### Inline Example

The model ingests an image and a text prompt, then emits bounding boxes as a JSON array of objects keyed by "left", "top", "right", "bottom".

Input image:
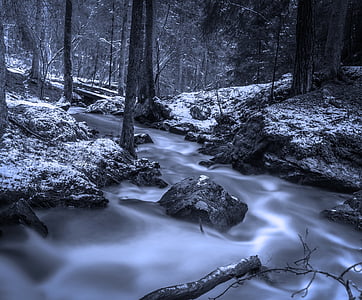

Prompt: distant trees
[
  {"left": 0, "top": 0, "right": 7, "bottom": 137},
  {"left": 292, "top": 0, "right": 314, "bottom": 95},
  {"left": 63, "top": 0, "right": 73, "bottom": 103}
]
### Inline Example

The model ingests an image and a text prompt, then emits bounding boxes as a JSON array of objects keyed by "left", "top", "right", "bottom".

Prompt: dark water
[{"left": 0, "top": 113, "right": 361, "bottom": 300}]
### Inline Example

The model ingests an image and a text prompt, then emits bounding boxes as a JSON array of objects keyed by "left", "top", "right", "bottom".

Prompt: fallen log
[{"left": 140, "top": 255, "right": 261, "bottom": 300}]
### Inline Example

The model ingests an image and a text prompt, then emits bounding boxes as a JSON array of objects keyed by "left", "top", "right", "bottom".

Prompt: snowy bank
[{"left": 0, "top": 96, "right": 166, "bottom": 211}]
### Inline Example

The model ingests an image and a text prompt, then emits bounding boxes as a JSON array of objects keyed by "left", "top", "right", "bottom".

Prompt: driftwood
[{"left": 140, "top": 255, "right": 261, "bottom": 300}]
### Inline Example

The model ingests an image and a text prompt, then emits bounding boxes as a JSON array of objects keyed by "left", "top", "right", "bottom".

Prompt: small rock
[
  {"left": 190, "top": 105, "right": 211, "bottom": 120},
  {"left": 158, "top": 175, "right": 248, "bottom": 231},
  {"left": 134, "top": 133, "right": 153, "bottom": 145},
  {"left": 169, "top": 123, "right": 198, "bottom": 135},
  {"left": 321, "top": 190, "right": 362, "bottom": 230}
]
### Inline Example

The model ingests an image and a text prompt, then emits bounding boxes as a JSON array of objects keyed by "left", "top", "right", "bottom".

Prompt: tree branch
[{"left": 140, "top": 256, "right": 261, "bottom": 300}]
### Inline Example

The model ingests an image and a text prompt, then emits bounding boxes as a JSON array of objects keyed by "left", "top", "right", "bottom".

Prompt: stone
[
  {"left": 190, "top": 105, "right": 211, "bottom": 121},
  {"left": 169, "top": 123, "right": 198, "bottom": 135},
  {"left": 134, "top": 133, "right": 154, "bottom": 145},
  {"left": 85, "top": 97, "right": 125, "bottom": 115},
  {"left": 0, "top": 199, "right": 48, "bottom": 236},
  {"left": 321, "top": 190, "right": 362, "bottom": 230},
  {"left": 158, "top": 175, "right": 248, "bottom": 231}
]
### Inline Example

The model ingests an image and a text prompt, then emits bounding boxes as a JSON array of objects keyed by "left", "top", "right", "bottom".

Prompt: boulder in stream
[
  {"left": 321, "top": 190, "right": 362, "bottom": 230},
  {"left": 158, "top": 175, "right": 248, "bottom": 231},
  {"left": 0, "top": 199, "right": 48, "bottom": 237}
]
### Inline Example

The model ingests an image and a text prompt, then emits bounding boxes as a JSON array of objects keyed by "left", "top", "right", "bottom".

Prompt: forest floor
[{"left": 0, "top": 67, "right": 361, "bottom": 233}]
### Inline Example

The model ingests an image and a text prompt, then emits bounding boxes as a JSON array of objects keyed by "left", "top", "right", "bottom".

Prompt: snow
[{"left": 161, "top": 74, "right": 292, "bottom": 133}]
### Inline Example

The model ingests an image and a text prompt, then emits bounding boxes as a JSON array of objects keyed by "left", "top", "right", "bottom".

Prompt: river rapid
[{"left": 0, "top": 113, "right": 361, "bottom": 300}]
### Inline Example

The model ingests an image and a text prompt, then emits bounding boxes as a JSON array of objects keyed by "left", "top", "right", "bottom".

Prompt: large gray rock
[
  {"left": 231, "top": 85, "right": 362, "bottom": 193},
  {"left": 158, "top": 175, "right": 248, "bottom": 231}
]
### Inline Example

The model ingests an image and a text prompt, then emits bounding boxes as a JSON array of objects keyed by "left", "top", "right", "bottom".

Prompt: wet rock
[
  {"left": 158, "top": 175, "right": 248, "bottom": 231},
  {"left": 321, "top": 191, "right": 362, "bottom": 230},
  {"left": 85, "top": 97, "right": 125, "bottom": 115},
  {"left": 190, "top": 105, "right": 211, "bottom": 120},
  {"left": 0, "top": 199, "right": 48, "bottom": 237},
  {"left": 134, "top": 97, "right": 172, "bottom": 123},
  {"left": 129, "top": 159, "right": 168, "bottom": 188},
  {"left": 169, "top": 123, "right": 198, "bottom": 135},
  {"left": 134, "top": 133, "right": 153, "bottom": 145}
]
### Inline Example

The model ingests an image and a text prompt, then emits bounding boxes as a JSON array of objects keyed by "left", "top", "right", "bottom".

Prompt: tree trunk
[
  {"left": 270, "top": 15, "right": 283, "bottom": 100},
  {"left": 323, "top": 0, "right": 349, "bottom": 80},
  {"left": 0, "top": 0, "right": 7, "bottom": 137},
  {"left": 120, "top": 0, "right": 144, "bottom": 157},
  {"left": 135, "top": 0, "right": 160, "bottom": 122},
  {"left": 29, "top": 0, "right": 42, "bottom": 82},
  {"left": 63, "top": 0, "right": 73, "bottom": 103},
  {"left": 292, "top": 0, "right": 314, "bottom": 95},
  {"left": 108, "top": 0, "right": 115, "bottom": 88},
  {"left": 142, "top": 0, "right": 155, "bottom": 100},
  {"left": 118, "top": 0, "right": 130, "bottom": 96},
  {"left": 140, "top": 256, "right": 261, "bottom": 300}
]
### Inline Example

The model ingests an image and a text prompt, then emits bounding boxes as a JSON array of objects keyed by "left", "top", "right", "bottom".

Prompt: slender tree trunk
[
  {"left": 63, "top": 0, "right": 73, "bottom": 103},
  {"left": 30, "top": 0, "right": 42, "bottom": 82},
  {"left": 118, "top": 0, "right": 130, "bottom": 96},
  {"left": 0, "top": 0, "right": 7, "bottom": 137},
  {"left": 270, "top": 16, "right": 283, "bottom": 100},
  {"left": 91, "top": 42, "right": 99, "bottom": 86},
  {"left": 143, "top": 0, "right": 155, "bottom": 99},
  {"left": 120, "top": 0, "right": 144, "bottom": 157},
  {"left": 292, "top": 0, "right": 314, "bottom": 95},
  {"left": 108, "top": 0, "right": 115, "bottom": 88},
  {"left": 323, "top": 0, "right": 349, "bottom": 80}
]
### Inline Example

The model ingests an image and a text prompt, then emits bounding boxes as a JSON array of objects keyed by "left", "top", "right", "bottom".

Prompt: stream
[{"left": 0, "top": 113, "right": 361, "bottom": 300}]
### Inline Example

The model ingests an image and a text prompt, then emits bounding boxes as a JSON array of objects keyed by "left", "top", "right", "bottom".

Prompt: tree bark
[
  {"left": 118, "top": 0, "right": 130, "bottom": 96},
  {"left": 29, "top": 0, "right": 42, "bottom": 82},
  {"left": 120, "top": 0, "right": 144, "bottom": 157},
  {"left": 63, "top": 0, "right": 73, "bottom": 103},
  {"left": 140, "top": 256, "right": 261, "bottom": 300},
  {"left": 292, "top": 0, "right": 314, "bottom": 95},
  {"left": 108, "top": 0, "right": 115, "bottom": 88},
  {"left": 0, "top": 0, "right": 7, "bottom": 137},
  {"left": 323, "top": 0, "right": 349, "bottom": 80}
]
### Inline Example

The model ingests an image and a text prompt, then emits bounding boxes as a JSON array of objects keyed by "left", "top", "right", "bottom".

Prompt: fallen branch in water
[
  {"left": 140, "top": 255, "right": 261, "bottom": 300},
  {"left": 212, "top": 233, "right": 362, "bottom": 300}
]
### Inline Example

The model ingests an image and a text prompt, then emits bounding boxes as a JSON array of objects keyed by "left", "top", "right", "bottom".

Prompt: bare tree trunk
[
  {"left": 323, "top": 0, "right": 349, "bottom": 80},
  {"left": 29, "top": 0, "right": 42, "bottom": 83},
  {"left": 0, "top": 0, "right": 7, "bottom": 137},
  {"left": 108, "top": 0, "right": 115, "bottom": 88},
  {"left": 63, "top": 0, "right": 73, "bottom": 103},
  {"left": 120, "top": 0, "right": 144, "bottom": 157},
  {"left": 140, "top": 256, "right": 261, "bottom": 300},
  {"left": 270, "top": 15, "right": 282, "bottom": 100},
  {"left": 292, "top": 0, "right": 314, "bottom": 95},
  {"left": 118, "top": 0, "right": 130, "bottom": 96},
  {"left": 143, "top": 0, "right": 155, "bottom": 100}
]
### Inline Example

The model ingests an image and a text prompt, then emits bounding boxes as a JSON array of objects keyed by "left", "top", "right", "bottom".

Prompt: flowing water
[{"left": 0, "top": 113, "right": 361, "bottom": 300}]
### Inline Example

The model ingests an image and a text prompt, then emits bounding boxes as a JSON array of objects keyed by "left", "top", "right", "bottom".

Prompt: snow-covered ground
[{"left": 1, "top": 93, "right": 164, "bottom": 209}]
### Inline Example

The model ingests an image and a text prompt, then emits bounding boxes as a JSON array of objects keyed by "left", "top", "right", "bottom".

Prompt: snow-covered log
[{"left": 140, "top": 256, "right": 261, "bottom": 300}]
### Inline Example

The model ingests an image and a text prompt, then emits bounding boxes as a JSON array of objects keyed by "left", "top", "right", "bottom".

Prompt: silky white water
[{"left": 0, "top": 114, "right": 360, "bottom": 300}]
